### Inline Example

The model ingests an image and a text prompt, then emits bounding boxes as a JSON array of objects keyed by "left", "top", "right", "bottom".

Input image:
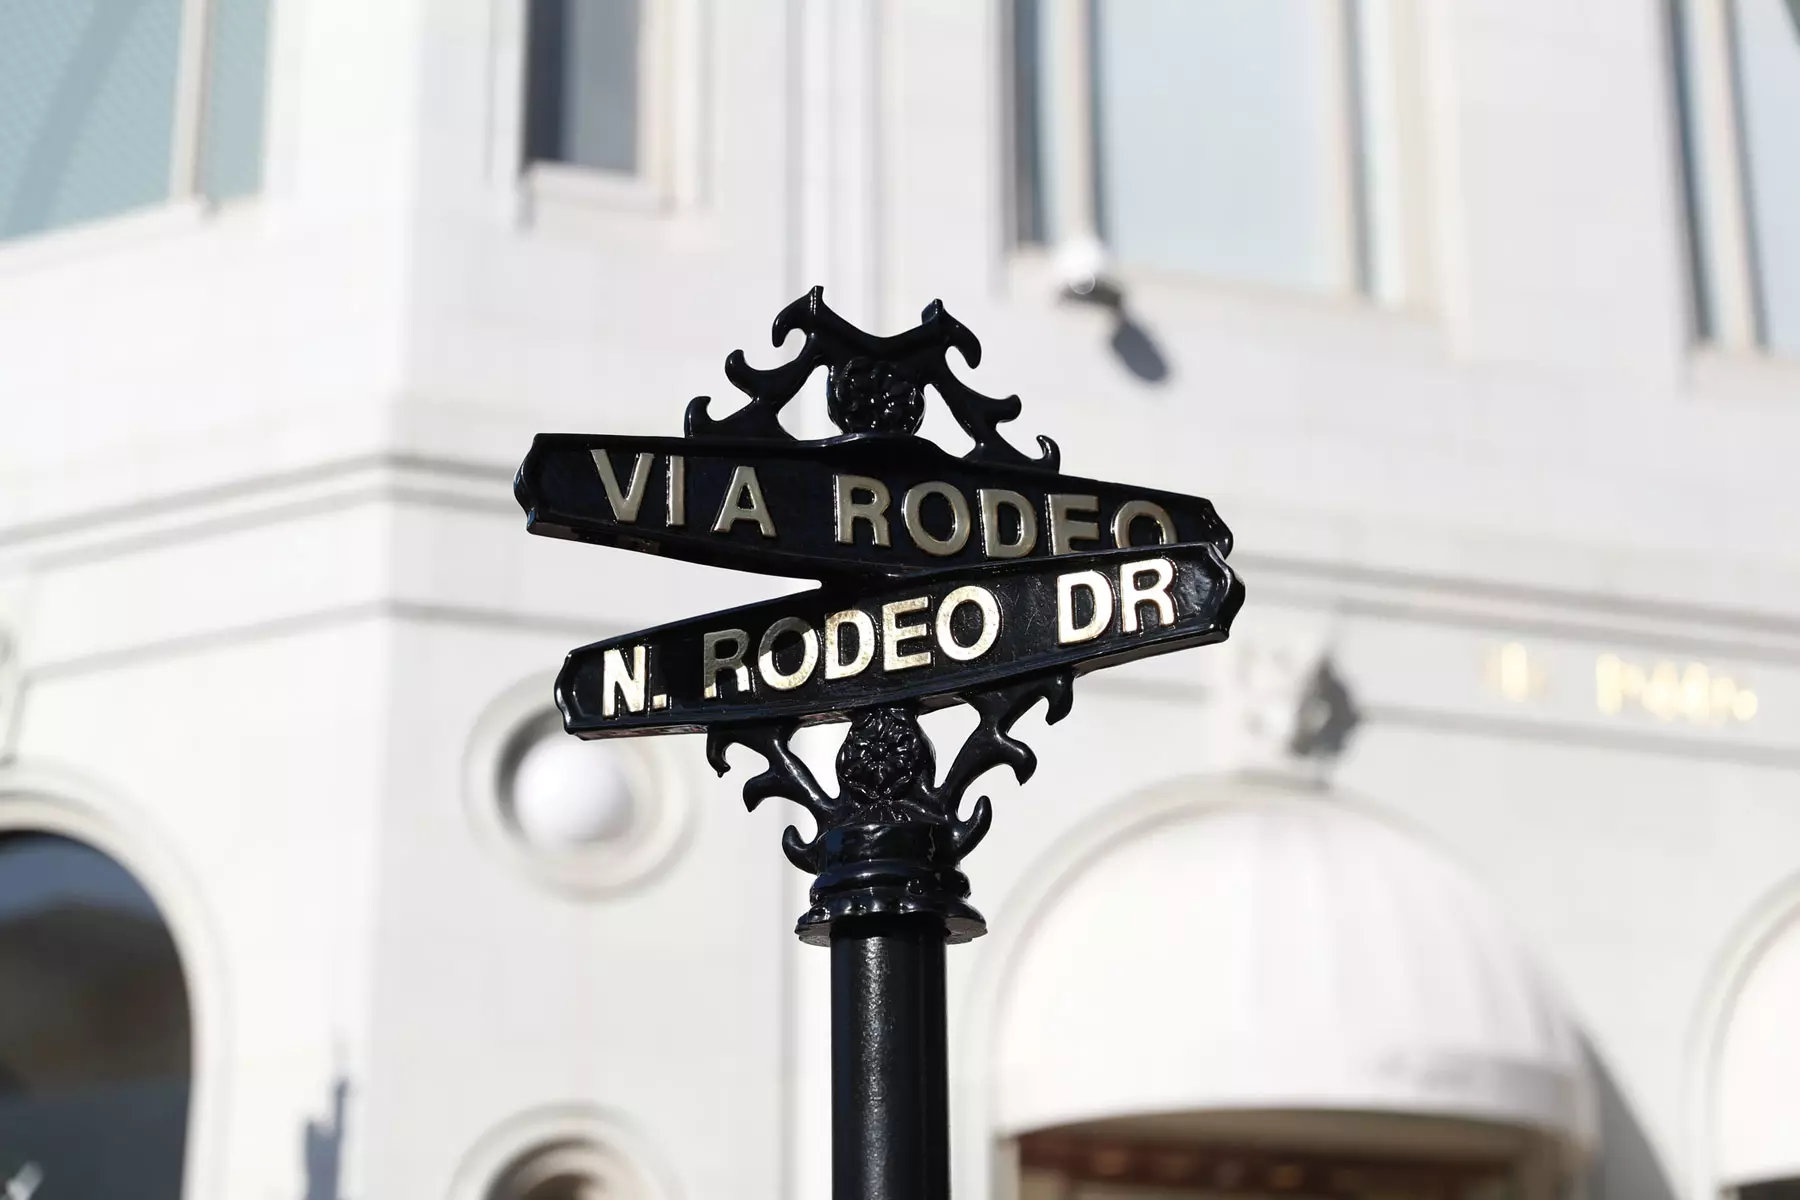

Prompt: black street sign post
[{"left": 516, "top": 289, "right": 1243, "bottom": 1200}]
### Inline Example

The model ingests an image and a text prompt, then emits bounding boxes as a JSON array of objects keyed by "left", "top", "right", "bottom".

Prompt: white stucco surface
[{"left": 1, "top": 2, "right": 1798, "bottom": 1198}]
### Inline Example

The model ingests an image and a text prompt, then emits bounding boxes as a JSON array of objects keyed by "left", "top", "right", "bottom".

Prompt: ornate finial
[
  {"left": 706, "top": 674, "right": 1074, "bottom": 943},
  {"left": 826, "top": 358, "right": 925, "bottom": 436},
  {"left": 684, "top": 286, "right": 1060, "bottom": 470},
  {"left": 835, "top": 705, "right": 934, "bottom": 821}
]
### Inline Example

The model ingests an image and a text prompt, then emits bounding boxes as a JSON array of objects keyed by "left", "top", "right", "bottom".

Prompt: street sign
[
  {"left": 518, "top": 287, "right": 1244, "bottom": 1200},
  {"left": 516, "top": 432, "right": 1233, "bottom": 580},
  {"left": 556, "top": 542, "right": 1239, "bottom": 736},
  {"left": 518, "top": 287, "right": 1243, "bottom": 742}
]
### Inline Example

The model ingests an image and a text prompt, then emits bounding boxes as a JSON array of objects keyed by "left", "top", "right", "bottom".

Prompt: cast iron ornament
[
  {"left": 515, "top": 288, "right": 1243, "bottom": 943},
  {"left": 689, "top": 285, "right": 1058, "bottom": 467}
]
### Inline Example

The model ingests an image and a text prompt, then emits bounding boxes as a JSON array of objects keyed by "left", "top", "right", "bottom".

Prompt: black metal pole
[{"left": 831, "top": 912, "right": 951, "bottom": 1200}]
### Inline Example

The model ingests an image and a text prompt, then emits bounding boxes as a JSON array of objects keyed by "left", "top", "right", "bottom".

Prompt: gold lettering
[
  {"left": 1048, "top": 493, "right": 1101, "bottom": 555},
  {"left": 834, "top": 475, "right": 891, "bottom": 547},
  {"left": 936, "top": 585, "right": 1001, "bottom": 662},
  {"left": 902, "top": 482, "right": 971, "bottom": 557},
  {"left": 1118, "top": 558, "right": 1175, "bottom": 633},
  {"left": 882, "top": 597, "right": 933, "bottom": 671},
  {"left": 825, "top": 609, "right": 876, "bottom": 679},
  {"left": 713, "top": 466, "right": 778, "bottom": 537},
  {"left": 978, "top": 488, "right": 1038, "bottom": 559},
  {"left": 591, "top": 450, "right": 656, "bottom": 523},
  {"left": 1057, "top": 570, "right": 1113, "bottom": 644},
  {"left": 601, "top": 645, "right": 649, "bottom": 716},
  {"left": 1110, "top": 499, "right": 1176, "bottom": 548},
  {"left": 757, "top": 617, "right": 819, "bottom": 691},
  {"left": 666, "top": 455, "right": 686, "bottom": 527},
  {"left": 702, "top": 629, "right": 752, "bottom": 699}
]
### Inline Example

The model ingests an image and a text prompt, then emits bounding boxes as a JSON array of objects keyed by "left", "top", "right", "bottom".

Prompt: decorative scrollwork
[
  {"left": 683, "top": 286, "right": 1061, "bottom": 470},
  {"left": 707, "top": 673, "right": 1073, "bottom": 872},
  {"left": 704, "top": 673, "right": 1074, "bottom": 942}
]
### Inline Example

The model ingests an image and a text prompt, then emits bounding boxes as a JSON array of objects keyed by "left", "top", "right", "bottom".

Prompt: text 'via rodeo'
[{"left": 584, "top": 446, "right": 1188, "bottom": 563}]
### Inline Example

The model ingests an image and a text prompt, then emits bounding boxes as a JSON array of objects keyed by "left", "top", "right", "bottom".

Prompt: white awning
[
  {"left": 1718, "top": 908, "right": 1800, "bottom": 1186},
  {"left": 992, "top": 791, "right": 1595, "bottom": 1149}
]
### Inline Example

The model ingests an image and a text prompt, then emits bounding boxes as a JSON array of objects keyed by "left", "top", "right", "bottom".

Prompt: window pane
[
  {"left": 0, "top": 834, "right": 190, "bottom": 1200},
  {"left": 0, "top": 0, "right": 182, "bottom": 240},
  {"left": 1670, "top": 0, "right": 1723, "bottom": 340},
  {"left": 524, "top": 0, "right": 641, "bottom": 175},
  {"left": 201, "top": 0, "right": 273, "bottom": 200},
  {"left": 1013, "top": 0, "right": 1050, "bottom": 245},
  {"left": 1092, "top": 0, "right": 1343, "bottom": 290},
  {"left": 1733, "top": 0, "right": 1800, "bottom": 355}
]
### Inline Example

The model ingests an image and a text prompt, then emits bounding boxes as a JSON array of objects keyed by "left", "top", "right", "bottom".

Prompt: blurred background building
[{"left": 3, "top": 1, "right": 1800, "bottom": 1198}]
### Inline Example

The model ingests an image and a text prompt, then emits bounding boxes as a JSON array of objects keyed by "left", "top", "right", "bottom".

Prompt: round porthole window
[
  {"left": 452, "top": 1106, "right": 670, "bottom": 1200},
  {"left": 466, "top": 677, "right": 689, "bottom": 896},
  {"left": 488, "top": 1138, "right": 645, "bottom": 1200}
]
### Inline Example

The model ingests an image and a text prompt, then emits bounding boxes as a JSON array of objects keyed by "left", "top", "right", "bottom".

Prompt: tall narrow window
[
  {"left": 0, "top": 0, "right": 273, "bottom": 243},
  {"left": 202, "top": 0, "right": 275, "bottom": 199},
  {"left": 0, "top": 833, "right": 191, "bottom": 1200},
  {"left": 1013, "top": 0, "right": 1408, "bottom": 302},
  {"left": 524, "top": 0, "right": 643, "bottom": 176},
  {"left": 1674, "top": 0, "right": 1800, "bottom": 356}
]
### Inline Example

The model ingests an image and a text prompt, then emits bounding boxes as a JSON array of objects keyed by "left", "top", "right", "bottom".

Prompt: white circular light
[
  {"left": 508, "top": 735, "right": 636, "bottom": 849},
  {"left": 466, "top": 678, "right": 691, "bottom": 897}
]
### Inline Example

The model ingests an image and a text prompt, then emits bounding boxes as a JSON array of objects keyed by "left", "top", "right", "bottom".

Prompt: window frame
[
  {"left": 1005, "top": 0, "right": 1432, "bottom": 309},
  {"left": 1670, "top": 0, "right": 1800, "bottom": 358},
  {"left": 1674, "top": 0, "right": 1762, "bottom": 351}
]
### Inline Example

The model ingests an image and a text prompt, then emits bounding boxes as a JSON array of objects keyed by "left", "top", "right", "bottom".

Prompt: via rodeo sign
[{"left": 515, "top": 288, "right": 1242, "bottom": 787}]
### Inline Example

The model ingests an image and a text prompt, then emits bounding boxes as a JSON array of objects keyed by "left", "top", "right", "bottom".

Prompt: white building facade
[{"left": 4, "top": 2, "right": 1800, "bottom": 1199}]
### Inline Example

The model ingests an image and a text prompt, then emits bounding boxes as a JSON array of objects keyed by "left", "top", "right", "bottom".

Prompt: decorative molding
[
  {"left": 448, "top": 1102, "right": 676, "bottom": 1200},
  {"left": 1216, "top": 625, "right": 1359, "bottom": 779}
]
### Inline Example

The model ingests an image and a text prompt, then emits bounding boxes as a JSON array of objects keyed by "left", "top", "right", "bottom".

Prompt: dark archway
[{"left": 0, "top": 832, "right": 191, "bottom": 1200}]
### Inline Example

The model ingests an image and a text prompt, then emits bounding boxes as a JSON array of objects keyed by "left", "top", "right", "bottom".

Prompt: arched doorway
[
  {"left": 0, "top": 831, "right": 192, "bottom": 1199},
  {"left": 1715, "top": 900, "right": 1800, "bottom": 1199},
  {"left": 987, "top": 786, "right": 1592, "bottom": 1200}
]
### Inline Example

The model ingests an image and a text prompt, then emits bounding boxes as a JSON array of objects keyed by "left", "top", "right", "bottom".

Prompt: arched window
[{"left": 0, "top": 832, "right": 191, "bottom": 1200}]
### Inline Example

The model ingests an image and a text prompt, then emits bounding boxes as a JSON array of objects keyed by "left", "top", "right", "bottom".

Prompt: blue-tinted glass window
[
  {"left": 1093, "top": 0, "right": 1341, "bottom": 290},
  {"left": 1015, "top": 0, "right": 1374, "bottom": 295},
  {"left": 1733, "top": 0, "right": 1800, "bottom": 355},
  {"left": 524, "top": 0, "right": 642, "bottom": 174},
  {"left": 0, "top": 0, "right": 183, "bottom": 240},
  {"left": 201, "top": 0, "right": 273, "bottom": 200},
  {"left": 0, "top": 0, "right": 272, "bottom": 242}
]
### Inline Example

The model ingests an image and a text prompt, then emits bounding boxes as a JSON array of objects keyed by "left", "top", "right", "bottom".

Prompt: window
[
  {"left": 0, "top": 833, "right": 191, "bottom": 1199},
  {"left": 524, "top": 0, "right": 645, "bottom": 177},
  {"left": 1674, "top": 0, "right": 1800, "bottom": 357},
  {"left": 0, "top": 0, "right": 272, "bottom": 243},
  {"left": 1013, "top": 0, "right": 1413, "bottom": 303}
]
